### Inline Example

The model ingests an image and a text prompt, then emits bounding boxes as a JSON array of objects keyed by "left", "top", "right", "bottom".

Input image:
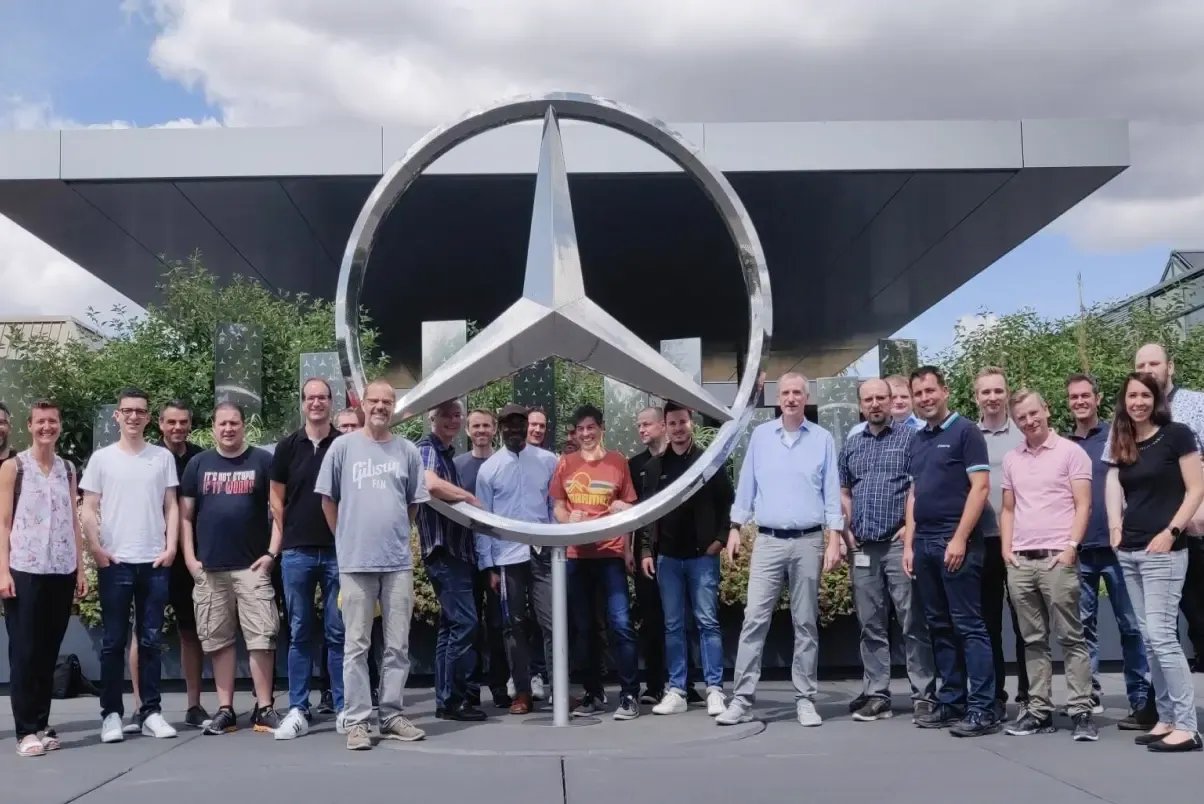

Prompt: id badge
[{"left": 854, "top": 552, "right": 871, "bottom": 568}]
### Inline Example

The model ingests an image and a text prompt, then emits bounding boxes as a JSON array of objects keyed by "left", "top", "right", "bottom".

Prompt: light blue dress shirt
[
  {"left": 730, "top": 417, "right": 845, "bottom": 532},
  {"left": 474, "top": 445, "right": 559, "bottom": 570}
]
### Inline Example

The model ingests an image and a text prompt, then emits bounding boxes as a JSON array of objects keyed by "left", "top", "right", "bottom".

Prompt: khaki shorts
[{"left": 193, "top": 568, "right": 279, "bottom": 653}]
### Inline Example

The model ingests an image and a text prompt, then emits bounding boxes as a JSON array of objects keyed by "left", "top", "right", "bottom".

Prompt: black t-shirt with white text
[
  {"left": 181, "top": 447, "right": 274, "bottom": 570},
  {"left": 1112, "top": 421, "right": 1198, "bottom": 551}
]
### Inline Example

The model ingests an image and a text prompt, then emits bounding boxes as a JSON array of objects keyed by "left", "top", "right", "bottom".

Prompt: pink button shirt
[{"left": 1001, "top": 432, "right": 1092, "bottom": 551}]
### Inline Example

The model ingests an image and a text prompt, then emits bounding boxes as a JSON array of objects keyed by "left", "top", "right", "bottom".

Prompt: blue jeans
[
  {"left": 98, "top": 563, "right": 170, "bottom": 719},
  {"left": 657, "top": 554, "right": 723, "bottom": 690},
  {"left": 1078, "top": 546, "right": 1151, "bottom": 710},
  {"left": 912, "top": 537, "right": 995, "bottom": 715},
  {"left": 568, "top": 557, "right": 639, "bottom": 698},
  {"left": 282, "top": 547, "right": 344, "bottom": 713},
  {"left": 426, "top": 552, "right": 479, "bottom": 709}
]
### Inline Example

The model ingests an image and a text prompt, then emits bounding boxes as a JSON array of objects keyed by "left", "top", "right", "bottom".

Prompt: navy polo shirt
[
  {"left": 1066, "top": 421, "right": 1111, "bottom": 549},
  {"left": 911, "top": 412, "right": 990, "bottom": 540}
]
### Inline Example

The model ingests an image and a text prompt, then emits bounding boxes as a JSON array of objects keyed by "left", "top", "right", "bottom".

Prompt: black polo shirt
[
  {"left": 163, "top": 441, "right": 205, "bottom": 485},
  {"left": 271, "top": 425, "right": 339, "bottom": 550},
  {"left": 911, "top": 412, "right": 990, "bottom": 540}
]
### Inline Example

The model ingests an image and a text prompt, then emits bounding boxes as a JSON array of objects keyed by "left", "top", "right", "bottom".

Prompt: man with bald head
[
  {"left": 717, "top": 373, "right": 845, "bottom": 727},
  {"left": 315, "top": 379, "right": 430, "bottom": 749},
  {"left": 839, "top": 378, "right": 936, "bottom": 722},
  {"left": 1132, "top": 343, "right": 1204, "bottom": 668}
]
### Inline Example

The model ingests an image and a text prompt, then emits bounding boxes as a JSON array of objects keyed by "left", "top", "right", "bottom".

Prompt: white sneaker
[
  {"left": 100, "top": 713, "right": 125, "bottom": 743},
  {"left": 715, "top": 701, "right": 753, "bottom": 726},
  {"left": 335, "top": 711, "right": 349, "bottom": 735},
  {"left": 706, "top": 687, "right": 727, "bottom": 717},
  {"left": 506, "top": 677, "right": 517, "bottom": 699},
  {"left": 796, "top": 699, "right": 822, "bottom": 727},
  {"left": 652, "top": 689, "right": 688, "bottom": 716},
  {"left": 531, "top": 675, "right": 547, "bottom": 701},
  {"left": 274, "top": 708, "right": 310, "bottom": 741},
  {"left": 141, "top": 713, "right": 178, "bottom": 739}
]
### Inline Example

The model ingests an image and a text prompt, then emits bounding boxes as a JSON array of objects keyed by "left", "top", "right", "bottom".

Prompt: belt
[
  {"left": 1013, "top": 549, "right": 1062, "bottom": 560},
  {"left": 759, "top": 526, "right": 823, "bottom": 539}
]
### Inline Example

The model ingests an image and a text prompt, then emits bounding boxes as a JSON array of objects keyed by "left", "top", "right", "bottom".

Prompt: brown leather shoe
[{"left": 509, "top": 694, "right": 532, "bottom": 715}]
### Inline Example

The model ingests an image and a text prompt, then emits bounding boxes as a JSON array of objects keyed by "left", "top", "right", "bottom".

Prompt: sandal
[
  {"left": 39, "top": 729, "right": 61, "bottom": 751},
  {"left": 17, "top": 735, "right": 46, "bottom": 757}
]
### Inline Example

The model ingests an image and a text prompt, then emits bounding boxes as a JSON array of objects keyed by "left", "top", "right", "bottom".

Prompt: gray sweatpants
[
  {"left": 340, "top": 570, "right": 414, "bottom": 728},
  {"left": 731, "top": 532, "right": 822, "bottom": 707}
]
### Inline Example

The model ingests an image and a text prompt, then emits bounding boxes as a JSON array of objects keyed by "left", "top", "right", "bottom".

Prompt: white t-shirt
[{"left": 80, "top": 443, "right": 179, "bottom": 563}]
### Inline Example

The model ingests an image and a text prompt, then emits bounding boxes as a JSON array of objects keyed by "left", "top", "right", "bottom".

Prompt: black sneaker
[
  {"left": 573, "top": 694, "right": 603, "bottom": 717},
  {"left": 639, "top": 688, "right": 663, "bottom": 706},
  {"left": 1005, "top": 711, "right": 1055, "bottom": 736},
  {"left": 1117, "top": 698, "right": 1158, "bottom": 730},
  {"left": 444, "top": 701, "right": 487, "bottom": 722},
  {"left": 315, "top": 691, "right": 336, "bottom": 715},
  {"left": 852, "top": 697, "right": 893, "bottom": 722},
  {"left": 951, "top": 710, "right": 1001, "bottom": 738},
  {"left": 203, "top": 707, "right": 238, "bottom": 735},
  {"left": 686, "top": 686, "right": 704, "bottom": 705},
  {"left": 1072, "top": 713, "right": 1099, "bottom": 742},
  {"left": 184, "top": 705, "right": 211, "bottom": 729},
  {"left": 251, "top": 705, "right": 283, "bottom": 733},
  {"left": 915, "top": 704, "right": 962, "bottom": 729},
  {"left": 613, "top": 695, "right": 640, "bottom": 720},
  {"left": 848, "top": 694, "right": 870, "bottom": 714}
]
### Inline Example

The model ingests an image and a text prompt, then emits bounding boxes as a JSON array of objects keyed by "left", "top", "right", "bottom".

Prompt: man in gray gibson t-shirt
[{"left": 316, "top": 380, "right": 430, "bottom": 750}]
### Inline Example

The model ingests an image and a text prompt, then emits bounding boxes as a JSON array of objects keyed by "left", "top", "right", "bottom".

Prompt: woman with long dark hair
[{"left": 1105, "top": 372, "right": 1204, "bottom": 752}]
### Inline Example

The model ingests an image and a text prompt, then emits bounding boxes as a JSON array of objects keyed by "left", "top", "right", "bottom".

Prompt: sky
[{"left": 1, "top": 1, "right": 1201, "bottom": 371}]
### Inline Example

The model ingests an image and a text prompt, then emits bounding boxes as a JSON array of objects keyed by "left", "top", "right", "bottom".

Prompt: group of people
[{"left": 0, "top": 341, "right": 1201, "bottom": 757}]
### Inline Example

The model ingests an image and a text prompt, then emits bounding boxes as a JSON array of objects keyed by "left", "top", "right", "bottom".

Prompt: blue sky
[{"left": 0, "top": 2, "right": 1180, "bottom": 365}]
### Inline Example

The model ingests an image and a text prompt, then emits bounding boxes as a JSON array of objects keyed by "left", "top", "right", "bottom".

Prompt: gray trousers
[
  {"left": 851, "top": 539, "right": 937, "bottom": 703},
  {"left": 732, "top": 532, "right": 822, "bottom": 707},
  {"left": 341, "top": 570, "right": 413, "bottom": 728},
  {"left": 1118, "top": 550, "right": 1197, "bottom": 732},
  {"left": 529, "top": 550, "right": 556, "bottom": 688}
]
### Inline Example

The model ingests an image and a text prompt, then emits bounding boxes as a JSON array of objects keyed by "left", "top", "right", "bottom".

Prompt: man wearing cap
[{"left": 474, "top": 404, "right": 560, "bottom": 714}]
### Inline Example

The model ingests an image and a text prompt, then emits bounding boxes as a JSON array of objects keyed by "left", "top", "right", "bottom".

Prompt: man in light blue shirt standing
[
  {"left": 716, "top": 373, "right": 846, "bottom": 728},
  {"left": 475, "top": 404, "right": 559, "bottom": 715}
]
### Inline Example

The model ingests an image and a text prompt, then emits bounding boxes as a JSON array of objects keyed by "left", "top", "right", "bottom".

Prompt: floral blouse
[{"left": 8, "top": 450, "right": 78, "bottom": 575}]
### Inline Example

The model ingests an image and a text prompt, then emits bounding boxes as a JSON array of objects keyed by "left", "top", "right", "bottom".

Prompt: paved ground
[{"left": 3, "top": 673, "right": 1201, "bottom": 804}]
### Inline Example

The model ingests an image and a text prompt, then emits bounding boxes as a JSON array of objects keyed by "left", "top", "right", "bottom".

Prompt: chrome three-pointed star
[{"left": 393, "top": 108, "right": 730, "bottom": 424}]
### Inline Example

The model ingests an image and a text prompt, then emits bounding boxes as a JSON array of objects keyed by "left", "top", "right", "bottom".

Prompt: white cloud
[
  {"left": 955, "top": 313, "right": 1001, "bottom": 340},
  {"left": 123, "top": 0, "right": 1204, "bottom": 250},
  {"left": 0, "top": 96, "right": 219, "bottom": 321}
]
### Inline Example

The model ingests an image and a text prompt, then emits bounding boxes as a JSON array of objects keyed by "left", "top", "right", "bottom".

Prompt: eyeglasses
[
  {"left": 303, "top": 394, "right": 332, "bottom": 403},
  {"left": 118, "top": 408, "right": 149, "bottom": 419}
]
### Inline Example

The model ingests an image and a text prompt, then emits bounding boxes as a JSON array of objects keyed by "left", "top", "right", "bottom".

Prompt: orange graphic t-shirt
[{"left": 550, "top": 450, "right": 638, "bottom": 559}]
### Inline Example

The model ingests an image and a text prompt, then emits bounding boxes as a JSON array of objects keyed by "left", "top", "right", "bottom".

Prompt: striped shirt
[
  {"left": 415, "top": 433, "right": 476, "bottom": 565},
  {"left": 839, "top": 422, "right": 915, "bottom": 542}
]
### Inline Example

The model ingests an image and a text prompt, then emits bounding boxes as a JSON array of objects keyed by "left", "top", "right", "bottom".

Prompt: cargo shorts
[{"left": 193, "top": 568, "right": 280, "bottom": 653}]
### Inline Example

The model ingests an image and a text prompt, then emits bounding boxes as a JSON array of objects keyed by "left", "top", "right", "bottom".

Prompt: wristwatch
[
  {"left": 266, "top": 551, "right": 280, "bottom": 562},
  {"left": 1170, "top": 527, "right": 1182, "bottom": 538}
]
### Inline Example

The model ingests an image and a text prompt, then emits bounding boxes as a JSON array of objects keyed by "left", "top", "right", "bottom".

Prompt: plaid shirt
[
  {"left": 838, "top": 422, "right": 915, "bottom": 542},
  {"left": 415, "top": 433, "right": 476, "bottom": 564}
]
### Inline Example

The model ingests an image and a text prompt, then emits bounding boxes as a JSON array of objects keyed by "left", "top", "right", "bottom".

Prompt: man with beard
[
  {"left": 0, "top": 402, "right": 12, "bottom": 465},
  {"left": 640, "top": 402, "right": 733, "bottom": 718},
  {"left": 475, "top": 404, "right": 559, "bottom": 714},
  {"left": 316, "top": 379, "right": 429, "bottom": 749},
  {"left": 840, "top": 379, "right": 936, "bottom": 723}
]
